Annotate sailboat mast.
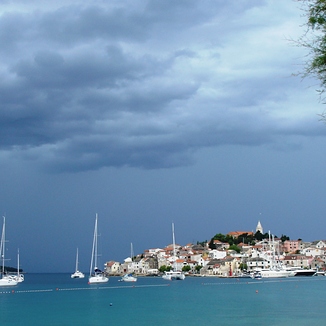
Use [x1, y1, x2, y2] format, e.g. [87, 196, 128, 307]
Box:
[1, 217, 5, 275]
[272, 234, 276, 267]
[17, 248, 20, 277]
[94, 214, 98, 270]
[90, 214, 98, 276]
[172, 222, 176, 271]
[75, 248, 79, 272]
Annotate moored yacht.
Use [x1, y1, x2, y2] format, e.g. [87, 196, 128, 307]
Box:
[0, 217, 18, 287]
[257, 268, 292, 278]
[71, 248, 85, 279]
[119, 273, 137, 282]
[162, 223, 186, 281]
[88, 214, 109, 284]
[286, 267, 316, 277]
[251, 231, 292, 279]
[162, 270, 186, 280]
[119, 243, 138, 282]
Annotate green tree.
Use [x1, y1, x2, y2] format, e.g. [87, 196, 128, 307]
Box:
[280, 234, 290, 242]
[196, 240, 207, 247]
[209, 233, 226, 249]
[228, 244, 241, 253]
[212, 233, 227, 242]
[195, 265, 203, 273]
[159, 265, 172, 273]
[262, 232, 270, 239]
[239, 262, 248, 270]
[254, 231, 263, 241]
[297, 0, 326, 118]
[209, 233, 236, 249]
[208, 238, 215, 250]
[4, 266, 22, 273]
[182, 265, 191, 272]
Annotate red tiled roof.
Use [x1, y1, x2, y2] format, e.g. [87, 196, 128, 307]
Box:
[227, 231, 253, 237]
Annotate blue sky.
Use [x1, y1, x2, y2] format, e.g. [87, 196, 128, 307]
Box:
[1, 0, 326, 273]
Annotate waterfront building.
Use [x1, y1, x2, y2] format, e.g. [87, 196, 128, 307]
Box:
[246, 257, 268, 271]
[313, 240, 326, 249]
[283, 240, 303, 253]
[310, 257, 326, 270]
[283, 254, 312, 269]
[208, 249, 227, 260]
[105, 261, 121, 275]
[301, 246, 326, 257]
[212, 240, 230, 250]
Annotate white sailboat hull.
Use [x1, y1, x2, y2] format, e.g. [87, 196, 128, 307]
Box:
[89, 275, 109, 284]
[0, 217, 19, 287]
[119, 274, 137, 282]
[71, 271, 85, 278]
[260, 270, 291, 278]
[71, 248, 85, 278]
[16, 274, 24, 282]
[161, 223, 186, 281]
[0, 275, 18, 286]
[251, 269, 292, 279]
[162, 271, 185, 280]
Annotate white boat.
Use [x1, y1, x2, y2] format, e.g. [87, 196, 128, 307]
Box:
[88, 214, 108, 284]
[250, 271, 262, 279]
[315, 270, 325, 276]
[162, 223, 185, 281]
[286, 267, 316, 277]
[253, 232, 292, 279]
[252, 268, 291, 278]
[15, 249, 24, 283]
[71, 248, 85, 279]
[162, 270, 186, 280]
[119, 273, 137, 282]
[0, 216, 18, 287]
[120, 243, 137, 282]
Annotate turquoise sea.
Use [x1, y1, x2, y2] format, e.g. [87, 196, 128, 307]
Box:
[1, 274, 326, 325]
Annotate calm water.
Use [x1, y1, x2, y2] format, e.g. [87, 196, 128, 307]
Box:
[1, 274, 326, 325]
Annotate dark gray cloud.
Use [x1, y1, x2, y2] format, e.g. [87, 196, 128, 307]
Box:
[0, 0, 324, 173]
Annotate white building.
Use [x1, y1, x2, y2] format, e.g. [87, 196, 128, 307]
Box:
[302, 247, 325, 257]
[256, 220, 263, 234]
[208, 249, 227, 260]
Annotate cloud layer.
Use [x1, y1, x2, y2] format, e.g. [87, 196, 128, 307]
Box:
[0, 0, 324, 172]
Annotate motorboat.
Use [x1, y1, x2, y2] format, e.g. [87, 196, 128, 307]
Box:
[119, 273, 137, 282]
[286, 267, 316, 277]
[162, 270, 186, 280]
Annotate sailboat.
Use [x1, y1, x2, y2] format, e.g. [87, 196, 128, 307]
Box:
[251, 231, 292, 279]
[162, 223, 185, 281]
[15, 249, 24, 283]
[119, 243, 137, 282]
[71, 248, 85, 279]
[88, 214, 108, 284]
[0, 216, 18, 287]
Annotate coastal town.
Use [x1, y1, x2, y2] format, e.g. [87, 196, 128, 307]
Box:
[104, 221, 326, 277]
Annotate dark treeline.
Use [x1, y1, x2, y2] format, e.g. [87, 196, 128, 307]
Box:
[196, 231, 290, 250]
[2, 266, 23, 273]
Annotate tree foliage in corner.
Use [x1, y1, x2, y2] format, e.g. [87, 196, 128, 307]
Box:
[297, 0, 326, 118]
